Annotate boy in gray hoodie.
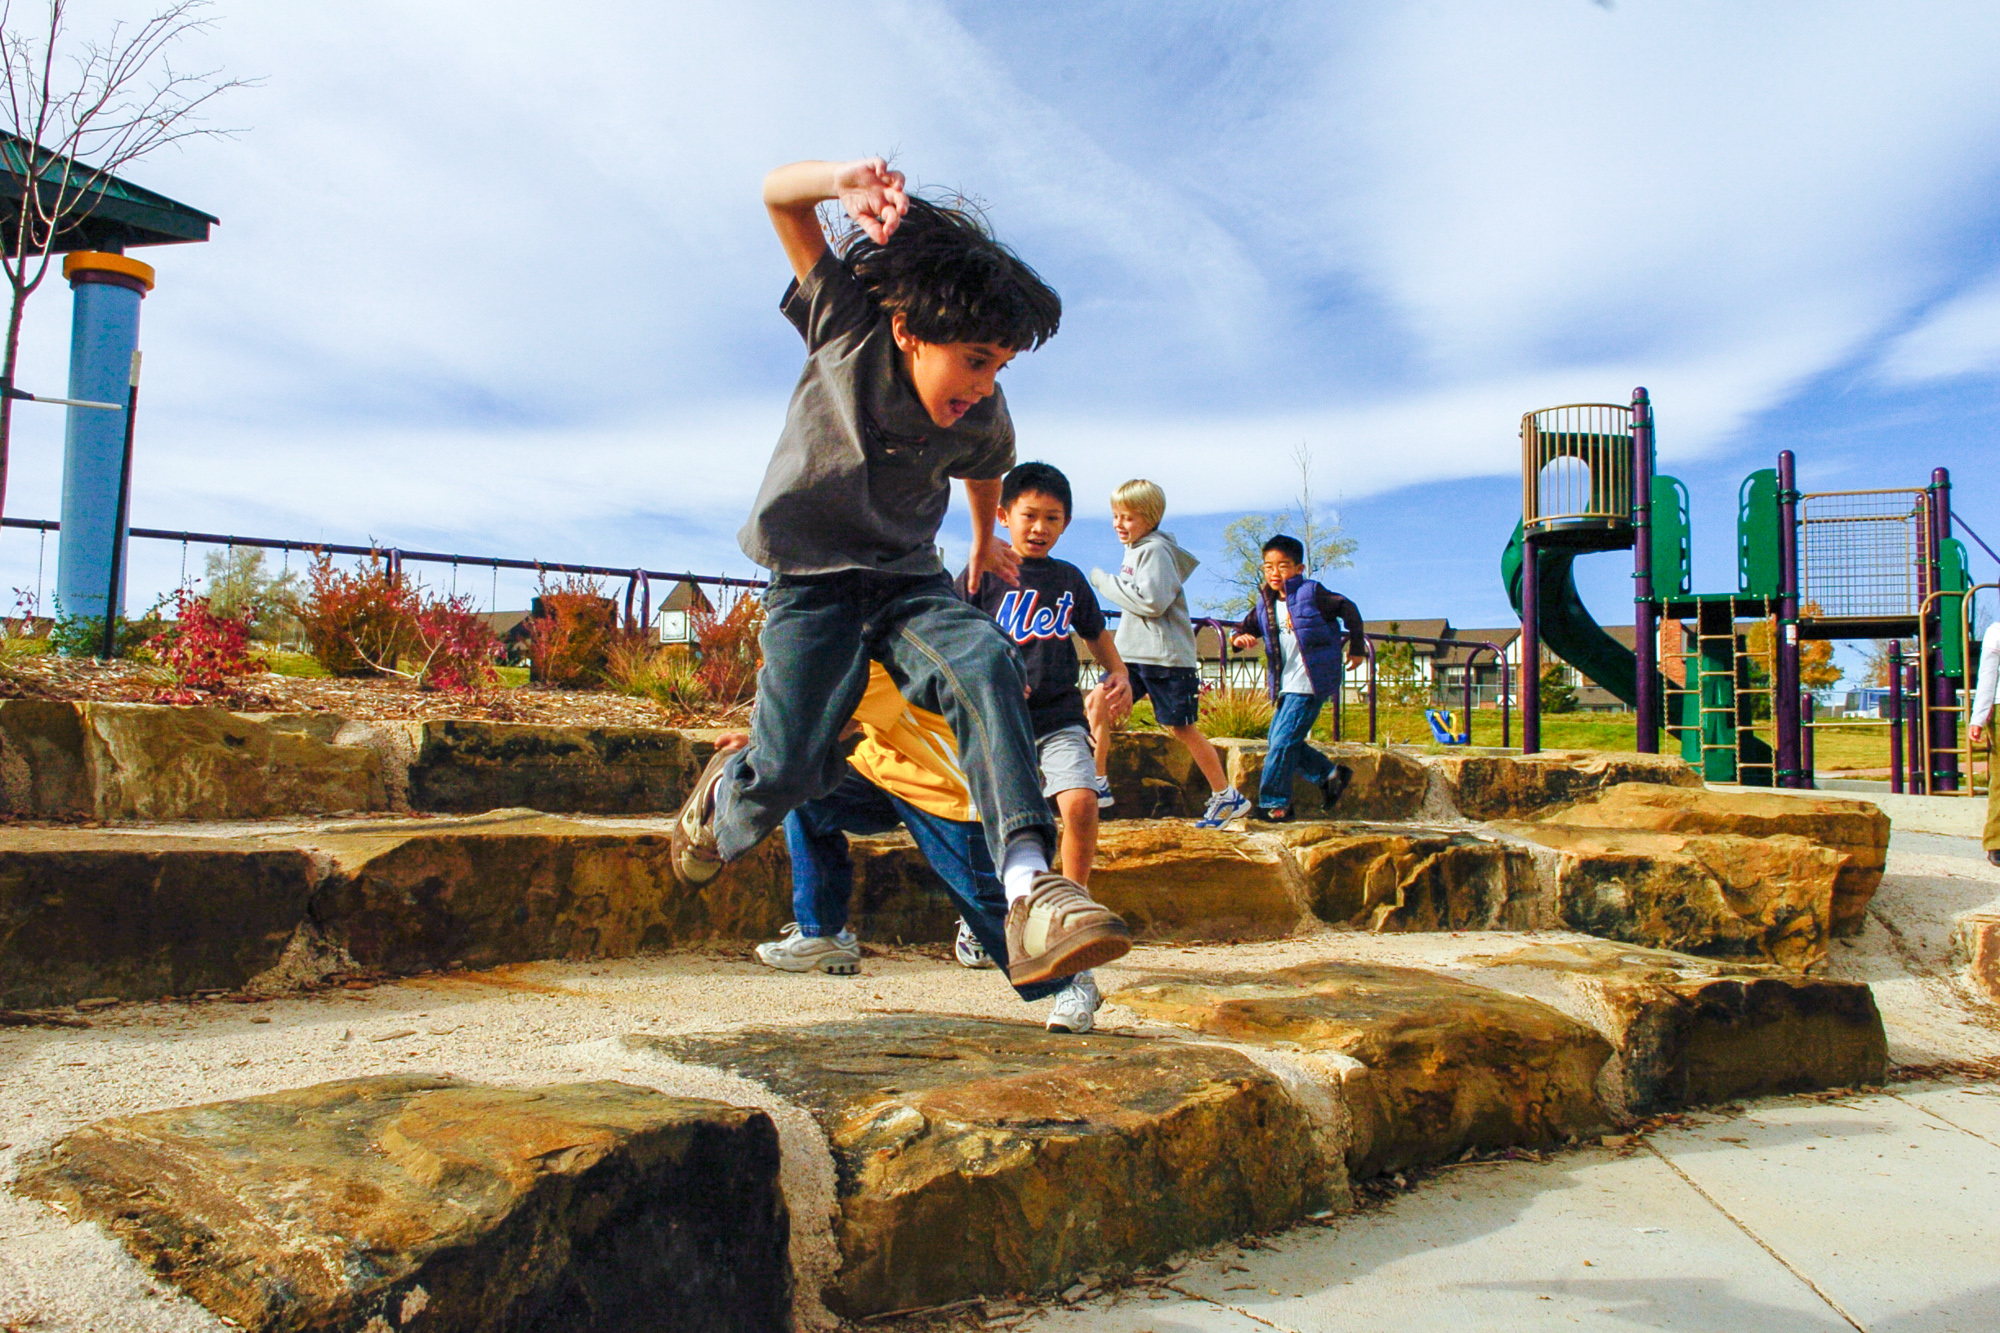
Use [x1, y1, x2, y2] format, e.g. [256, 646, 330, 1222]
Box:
[1088, 479, 1250, 827]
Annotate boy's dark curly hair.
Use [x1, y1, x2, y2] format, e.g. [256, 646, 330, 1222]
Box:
[839, 196, 1061, 350]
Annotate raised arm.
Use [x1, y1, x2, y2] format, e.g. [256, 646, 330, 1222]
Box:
[762, 158, 909, 284]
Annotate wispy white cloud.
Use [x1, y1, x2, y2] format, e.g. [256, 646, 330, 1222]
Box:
[2, 0, 1998, 601]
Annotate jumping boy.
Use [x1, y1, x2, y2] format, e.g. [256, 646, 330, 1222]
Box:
[958, 461, 1132, 885]
[1088, 479, 1249, 828]
[1230, 534, 1367, 821]
[670, 157, 1130, 989]
[753, 662, 1105, 1033]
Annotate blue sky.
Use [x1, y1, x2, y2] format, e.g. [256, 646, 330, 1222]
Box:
[3, 1, 1997, 686]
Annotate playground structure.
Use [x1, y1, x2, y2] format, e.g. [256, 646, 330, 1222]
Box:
[1504, 388, 1984, 792]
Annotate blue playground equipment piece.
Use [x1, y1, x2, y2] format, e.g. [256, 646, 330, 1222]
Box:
[1425, 709, 1469, 745]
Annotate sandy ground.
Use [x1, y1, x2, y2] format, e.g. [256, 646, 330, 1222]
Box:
[4, 832, 1997, 1332]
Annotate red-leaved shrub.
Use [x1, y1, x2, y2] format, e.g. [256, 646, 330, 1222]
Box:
[693, 593, 764, 706]
[404, 593, 502, 695]
[527, 575, 616, 687]
[295, 553, 416, 677]
[147, 588, 266, 699]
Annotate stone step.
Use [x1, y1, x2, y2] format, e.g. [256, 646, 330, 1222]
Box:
[15, 1074, 792, 1333]
[3, 701, 1716, 825]
[630, 1017, 1335, 1319]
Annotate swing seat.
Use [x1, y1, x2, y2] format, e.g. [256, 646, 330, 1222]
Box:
[1426, 709, 1469, 746]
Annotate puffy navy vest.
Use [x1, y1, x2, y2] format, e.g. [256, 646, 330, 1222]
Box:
[1253, 576, 1346, 700]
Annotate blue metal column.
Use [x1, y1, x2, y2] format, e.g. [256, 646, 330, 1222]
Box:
[54, 251, 151, 622]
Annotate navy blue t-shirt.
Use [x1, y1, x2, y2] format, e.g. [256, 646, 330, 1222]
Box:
[957, 556, 1106, 736]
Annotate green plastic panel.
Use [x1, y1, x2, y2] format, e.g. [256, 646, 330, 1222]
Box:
[1651, 475, 1691, 598]
[1737, 469, 1781, 598]
[1939, 537, 1970, 677]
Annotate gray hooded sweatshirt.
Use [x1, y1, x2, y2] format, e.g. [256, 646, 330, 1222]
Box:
[1089, 529, 1202, 668]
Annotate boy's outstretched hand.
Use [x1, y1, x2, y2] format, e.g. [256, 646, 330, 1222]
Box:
[836, 158, 909, 244]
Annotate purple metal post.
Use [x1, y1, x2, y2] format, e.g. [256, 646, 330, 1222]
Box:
[1521, 535, 1541, 754]
[1801, 692, 1815, 787]
[1364, 637, 1378, 744]
[1775, 451, 1802, 786]
[1889, 640, 1904, 795]
[1631, 387, 1658, 754]
[1906, 662, 1926, 794]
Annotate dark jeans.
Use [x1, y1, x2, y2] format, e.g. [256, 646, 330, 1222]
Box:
[1260, 691, 1334, 811]
[714, 569, 1054, 869]
[786, 768, 1066, 1002]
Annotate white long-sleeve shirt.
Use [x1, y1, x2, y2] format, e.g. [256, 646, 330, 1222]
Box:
[1972, 622, 2000, 728]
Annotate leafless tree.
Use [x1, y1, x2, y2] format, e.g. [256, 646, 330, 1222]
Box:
[0, 0, 248, 520]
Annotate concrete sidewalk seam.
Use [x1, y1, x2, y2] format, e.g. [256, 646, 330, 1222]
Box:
[1892, 1089, 2000, 1150]
[1642, 1140, 1868, 1333]
[1162, 1281, 1303, 1331]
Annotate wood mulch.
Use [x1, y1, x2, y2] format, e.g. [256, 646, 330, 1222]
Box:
[0, 653, 745, 731]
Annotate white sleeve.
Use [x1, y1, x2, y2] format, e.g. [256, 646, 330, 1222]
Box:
[1972, 622, 2000, 727]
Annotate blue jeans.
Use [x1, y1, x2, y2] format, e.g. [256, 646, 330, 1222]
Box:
[1260, 692, 1333, 811]
[785, 767, 1066, 1002]
[713, 570, 1054, 869]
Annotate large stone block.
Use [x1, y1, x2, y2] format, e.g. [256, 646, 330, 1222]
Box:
[83, 703, 386, 820]
[1088, 821, 1310, 940]
[1452, 940, 1889, 1114]
[1099, 728, 1202, 818]
[1542, 782, 1889, 936]
[1221, 741, 1430, 821]
[0, 699, 90, 817]
[632, 1018, 1331, 1317]
[1280, 823, 1544, 931]
[16, 1075, 791, 1333]
[303, 815, 791, 974]
[1425, 750, 1700, 821]
[1503, 823, 1841, 970]
[0, 833, 316, 1007]
[841, 820, 1309, 945]
[405, 720, 713, 814]
[1959, 912, 2000, 1005]
[1114, 961, 1611, 1177]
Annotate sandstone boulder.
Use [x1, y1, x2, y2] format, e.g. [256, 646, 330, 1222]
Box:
[301, 814, 791, 974]
[1086, 821, 1311, 940]
[1280, 823, 1543, 931]
[1114, 961, 1611, 1177]
[0, 699, 90, 817]
[84, 703, 385, 820]
[1450, 940, 1888, 1114]
[631, 1017, 1331, 1317]
[1958, 912, 2000, 1005]
[1220, 741, 1430, 822]
[16, 1075, 790, 1332]
[1100, 728, 1203, 818]
[1501, 822, 1841, 970]
[0, 832, 316, 1007]
[1425, 750, 1700, 821]
[1542, 782, 1889, 936]
[405, 720, 713, 814]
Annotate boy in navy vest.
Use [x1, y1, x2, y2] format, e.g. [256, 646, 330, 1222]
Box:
[1229, 534, 1366, 821]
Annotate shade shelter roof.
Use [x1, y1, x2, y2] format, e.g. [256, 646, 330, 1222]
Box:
[0, 133, 215, 255]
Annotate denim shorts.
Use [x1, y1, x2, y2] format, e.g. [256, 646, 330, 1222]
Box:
[1123, 664, 1202, 728]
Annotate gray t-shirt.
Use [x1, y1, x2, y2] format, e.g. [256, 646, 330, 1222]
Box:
[736, 251, 1016, 576]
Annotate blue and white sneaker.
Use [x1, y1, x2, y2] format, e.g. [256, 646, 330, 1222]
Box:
[954, 918, 996, 969]
[1093, 774, 1115, 810]
[755, 924, 860, 976]
[1045, 970, 1101, 1034]
[1193, 787, 1251, 828]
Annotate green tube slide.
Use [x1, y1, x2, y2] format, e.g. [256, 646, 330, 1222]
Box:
[1501, 521, 1637, 706]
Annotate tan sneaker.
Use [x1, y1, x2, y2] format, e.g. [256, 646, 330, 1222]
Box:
[668, 747, 735, 887]
[1004, 873, 1131, 986]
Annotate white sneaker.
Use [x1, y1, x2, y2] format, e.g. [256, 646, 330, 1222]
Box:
[754, 923, 860, 975]
[954, 918, 996, 969]
[1093, 774, 1115, 810]
[1046, 970, 1101, 1034]
[1194, 787, 1250, 828]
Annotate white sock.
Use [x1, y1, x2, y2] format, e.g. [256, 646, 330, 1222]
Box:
[1000, 833, 1050, 905]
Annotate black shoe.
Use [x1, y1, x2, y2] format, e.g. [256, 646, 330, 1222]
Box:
[1254, 806, 1293, 823]
[1320, 764, 1354, 812]
[1988, 849, 2000, 868]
